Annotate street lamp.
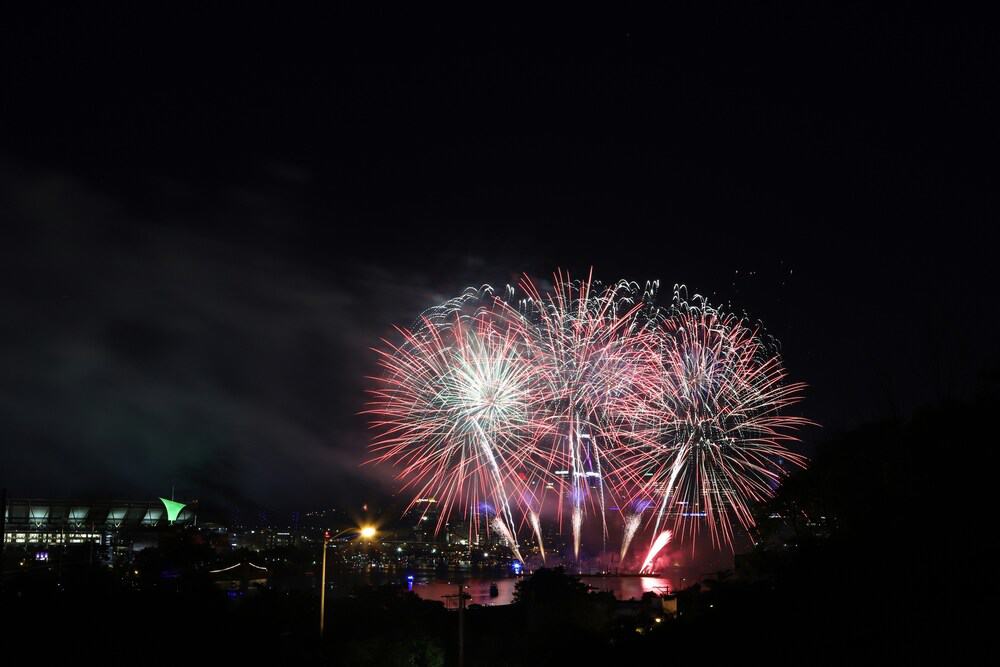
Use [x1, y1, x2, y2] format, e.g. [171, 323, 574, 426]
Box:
[320, 525, 377, 637]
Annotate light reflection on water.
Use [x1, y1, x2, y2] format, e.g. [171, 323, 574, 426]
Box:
[411, 575, 676, 608]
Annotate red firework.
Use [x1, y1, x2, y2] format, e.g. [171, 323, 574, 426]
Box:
[365, 274, 812, 558]
[631, 289, 813, 548]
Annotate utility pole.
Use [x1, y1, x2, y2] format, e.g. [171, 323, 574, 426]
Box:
[445, 579, 469, 667]
[320, 530, 330, 637]
[457, 580, 465, 667]
[0, 488, 6, 573]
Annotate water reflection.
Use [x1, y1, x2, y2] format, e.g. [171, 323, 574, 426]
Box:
[411, 575, 675, 608]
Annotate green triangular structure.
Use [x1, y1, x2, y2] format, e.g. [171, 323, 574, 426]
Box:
[159, 497, 187, 523]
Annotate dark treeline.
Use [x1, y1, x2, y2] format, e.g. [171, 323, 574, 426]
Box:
[4, 382, 992, 664]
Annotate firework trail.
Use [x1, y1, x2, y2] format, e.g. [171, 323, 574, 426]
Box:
[620, 513, 642, 563]
[491, 517, 524, 563]
[528, 511, 546, 563]
[638, 530, 672, 574]
[571, 506, 583, 560]
[647, 441, 688, 546]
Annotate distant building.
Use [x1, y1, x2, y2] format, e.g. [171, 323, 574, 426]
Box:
[2, 497, 196, 562]
[227, 527, 298, 551]
[403, 498, 440, 543]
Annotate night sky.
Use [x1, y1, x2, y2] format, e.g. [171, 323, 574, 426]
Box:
[1, 7, 990, 514]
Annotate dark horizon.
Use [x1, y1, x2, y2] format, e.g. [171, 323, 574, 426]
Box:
[1, 7, 990, 519]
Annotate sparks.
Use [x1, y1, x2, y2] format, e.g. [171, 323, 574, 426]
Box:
[366, 274, 812, 562]
[638, 530, 672, 574]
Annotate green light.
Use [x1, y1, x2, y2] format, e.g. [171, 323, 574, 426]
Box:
[159, 498, 186, 523]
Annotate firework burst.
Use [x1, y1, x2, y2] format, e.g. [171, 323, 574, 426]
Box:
[366, 290, 550, 542]
[633, 288, 813, 548]
[366, 274, 812, 562]
[516, 269, 665, 557]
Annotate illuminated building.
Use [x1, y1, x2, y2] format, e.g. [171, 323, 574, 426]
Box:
[403, 497, 439, 543]
[1, 497, 196, 562]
